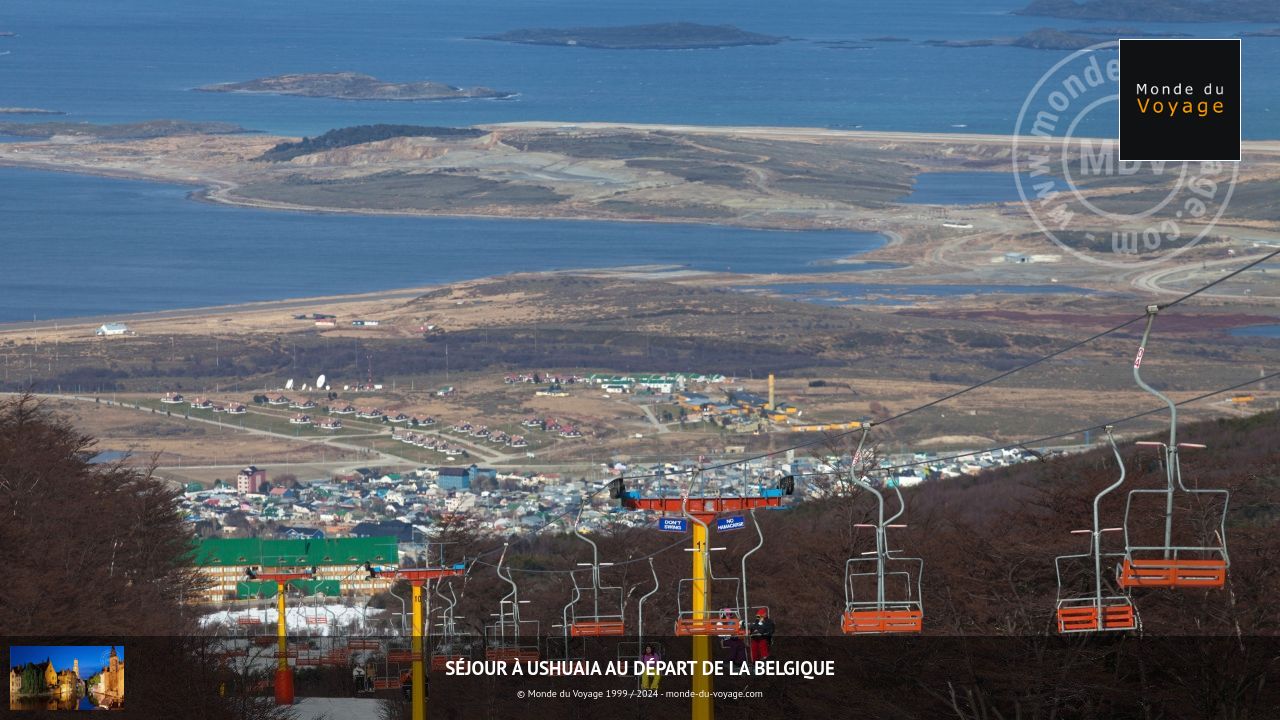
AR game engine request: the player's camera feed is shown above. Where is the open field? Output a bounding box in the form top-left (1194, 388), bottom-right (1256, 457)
top-left (4, 269), bottom-right (1276, 479)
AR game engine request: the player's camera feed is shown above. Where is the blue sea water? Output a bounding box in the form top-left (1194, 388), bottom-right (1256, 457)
top-left (1229, 324), bottom-right (1280, 338)
top-left (3, 0), bottom-right (1278, 320)
top-left (2, 0), bottom-right (1278, 138)
top-left (0, 167), bottom-right (886, 322)
top-left (898, 171), bottom-right (1039, 205)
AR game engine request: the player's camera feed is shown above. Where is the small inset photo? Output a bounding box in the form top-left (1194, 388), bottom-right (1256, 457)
top-left (8, 645), bottom-right (125, 711)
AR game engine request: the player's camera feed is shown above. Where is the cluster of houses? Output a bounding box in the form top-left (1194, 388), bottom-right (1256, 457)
top-left (390, 428), bottom-right (471, 455)
top-left (179, 463), bottom-right (612, 543)
top-left (504, 371), bottom-right (731, 397)
top-left (181, 437), bottom-right (1071, 573)
top-left (441, 422), bottom-right (529, 448)
top-left (520, 417), bottom-right (584, 438)
top-left (161, 393), bottom-right (248, 415)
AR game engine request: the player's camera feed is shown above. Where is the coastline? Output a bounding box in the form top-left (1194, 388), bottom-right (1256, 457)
top-left (0, 154), bottom-right (889, 234)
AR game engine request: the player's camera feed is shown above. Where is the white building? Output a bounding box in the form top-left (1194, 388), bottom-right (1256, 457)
top-left (95, 322), bottom-right (129, 336)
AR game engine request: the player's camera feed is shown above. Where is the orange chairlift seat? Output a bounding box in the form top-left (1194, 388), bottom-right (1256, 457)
top-left (1118, 307), bottom-right (1229, 590)
top-left (484, 544), bottom-right (541, 664)
top-left (371, 676), bottom-right (402, 690)
top-left (1053, 427), bottom-right (1138, 634)
top-left (387, 648), bottom-right (417, 663)
top-left (237, 592), bottom-right (268, 627)
top-left (841, 427), bottom-right (924, 635)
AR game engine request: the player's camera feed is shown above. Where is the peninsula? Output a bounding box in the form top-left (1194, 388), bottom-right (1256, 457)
top-left (0, 119), bottom-right (246, 139)
top-left (475, 22), bottom-right (785, 50)
top-left (197, 72), bottom-right (513, 101)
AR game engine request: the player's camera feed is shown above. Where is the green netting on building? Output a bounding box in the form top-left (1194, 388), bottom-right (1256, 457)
top-left (289, 579), bottom-right (341, 597)
top-left (234, 579), bottom-right (341, 599)
top-left (195, 536), bottom-right (398, 567)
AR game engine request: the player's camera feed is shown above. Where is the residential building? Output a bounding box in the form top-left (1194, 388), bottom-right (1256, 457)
top-left (236, 466), bottom-right (267, 494)
top-left (95, 322), bottom-right (129, 336)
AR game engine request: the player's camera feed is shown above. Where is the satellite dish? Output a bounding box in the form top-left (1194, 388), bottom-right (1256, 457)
top-left (285, 378), bottom-right (294, 390)
top-left (301, 383), bottom-right (309, 391)
top-left (316, 373), bottom-right (327, 389)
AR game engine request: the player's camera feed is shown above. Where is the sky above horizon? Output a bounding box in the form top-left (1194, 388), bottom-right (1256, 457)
top-left (9, 646), bottom-right (123, 678)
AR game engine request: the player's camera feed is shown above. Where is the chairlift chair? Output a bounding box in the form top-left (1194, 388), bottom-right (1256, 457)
top-left (1119, 307), bottom-right (1229, 590)
top-left (431, 580), bottom-right (474, 671)
top-left (484, 544), bottom-right (541, 663)
top-left (617, 558), bottom-right (664, 666)
top-left (304, 588), bottom-right (330, 626)
top-left (1054, 427), bottom-right (1139, 633)
top-left (841, 427), bottom-right (925, 635)
top-left (565, 503), bottom-right (627, 637)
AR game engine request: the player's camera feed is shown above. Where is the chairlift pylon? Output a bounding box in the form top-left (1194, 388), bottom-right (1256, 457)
top-left (670, 472), bottom-right (774, 636)
top-left (1119, 306), bottom-right (1230, 590)
top-left (1054, 426), bottom-right (1139, 633)
top-left (841, 427), bottom-right (924, 635)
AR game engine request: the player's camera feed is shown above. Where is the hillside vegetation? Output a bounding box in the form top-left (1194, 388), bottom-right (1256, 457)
top-left (257, 124), bottom-right (487, 162)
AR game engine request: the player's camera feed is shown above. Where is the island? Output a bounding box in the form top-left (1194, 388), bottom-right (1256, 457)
top-left (0, 107), bottom-right (64, 116)
top-left (1067, 26), bottom-right (1191, 37)
top-left (196, 72), bottom-right (513, 101)
top-left (0, 120), bottom-right (246, 140)
top-left (1016, 0), bottom-right (1280, 23)
top-left (474, 22), bottom-right (785, 50)
top-left (817, 40), bottom-right (873, 50)
top-left (925, 29), bottom-right (1098, 50)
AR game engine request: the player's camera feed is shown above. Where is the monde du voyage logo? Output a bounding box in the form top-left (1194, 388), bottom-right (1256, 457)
top-left (1013, 39), bottom-right (1240, 268)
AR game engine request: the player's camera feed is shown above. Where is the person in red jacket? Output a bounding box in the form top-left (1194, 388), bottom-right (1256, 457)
top-left (748, 608), bottom-right (774, 661)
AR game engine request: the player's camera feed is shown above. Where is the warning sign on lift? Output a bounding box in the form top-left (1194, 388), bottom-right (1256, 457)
top-left (717, 516), bottom-right (745, 532)
top-left (657, 518), bottom-right (688, 532)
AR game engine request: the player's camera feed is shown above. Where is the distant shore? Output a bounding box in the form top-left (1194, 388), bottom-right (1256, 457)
top-left (0, 107), bottom-right (64, 115)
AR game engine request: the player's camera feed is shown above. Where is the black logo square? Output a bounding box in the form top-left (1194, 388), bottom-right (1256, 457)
top-left (1119, 39), bottom-right (1240, 162)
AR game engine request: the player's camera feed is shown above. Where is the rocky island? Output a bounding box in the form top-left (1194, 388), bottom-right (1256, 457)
top-left (925, 28), bottom-right (1098, 50)
top-left (197, 72), bottom-right (513, 101)
top-left (475, 22), bottom-right (785, 50)
top-left (1017, 0), bottom-right (1280, 22)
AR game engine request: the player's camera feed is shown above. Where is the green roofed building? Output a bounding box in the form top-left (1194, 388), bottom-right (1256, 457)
top-left (194, 536), bottom-right (398, 604)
